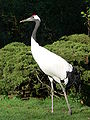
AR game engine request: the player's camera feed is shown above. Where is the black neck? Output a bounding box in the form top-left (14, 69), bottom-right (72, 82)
top-left (32, 20), bottom-right (40, 41)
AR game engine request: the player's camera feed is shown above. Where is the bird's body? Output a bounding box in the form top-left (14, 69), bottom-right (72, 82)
top-left (31, 36), bottom-right (73, 83)
top-left (20, 14), bottom-right (80, 115)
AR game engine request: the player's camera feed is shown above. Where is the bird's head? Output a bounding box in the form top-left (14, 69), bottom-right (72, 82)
top-left (20, 14), bottom-right (41, 23)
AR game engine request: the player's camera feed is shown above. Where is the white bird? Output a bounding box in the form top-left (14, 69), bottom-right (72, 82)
top-left (20, 14), bottom-right (74, 115)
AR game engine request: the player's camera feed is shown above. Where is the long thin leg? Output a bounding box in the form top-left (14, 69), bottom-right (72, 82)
top-left (48, 76), bottom-right (54, 113)
top-left (59, 80), bottom-right (72, 115)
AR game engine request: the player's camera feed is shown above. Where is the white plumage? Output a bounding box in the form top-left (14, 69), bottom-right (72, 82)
top-left (31, 36), bottom-right (73, 83)
top-left (20, 14), bottom-right (72, 115)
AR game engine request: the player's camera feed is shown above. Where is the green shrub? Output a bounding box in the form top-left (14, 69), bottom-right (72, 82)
top-left (45, 34), bottom-right (90, 104)
top-left (46, 36), bottom-right (90, 69)
top-left (60, 34), bottom-right (90, 45)
top-left (0, 34), bottom-right (90, 100)
top-left (0, 42), bottom-right (50, 98)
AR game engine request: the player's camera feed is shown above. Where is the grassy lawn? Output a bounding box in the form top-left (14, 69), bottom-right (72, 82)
top-left (0, 96), bottom-right (90, 120)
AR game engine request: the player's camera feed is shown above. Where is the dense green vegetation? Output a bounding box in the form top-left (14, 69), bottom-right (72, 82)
top-left (0, 97), bottom-right (90, 120)
top-left (0, 34), bottom-right (90, 106)
top-left (0, 42), bottom-right (50, 98)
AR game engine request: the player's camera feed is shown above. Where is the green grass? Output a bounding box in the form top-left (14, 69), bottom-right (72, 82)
top-left (0, 96), bottom-right (90, 120)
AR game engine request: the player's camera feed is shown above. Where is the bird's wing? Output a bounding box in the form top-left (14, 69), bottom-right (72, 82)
top-left (32, 44), bottom-right (72, 79)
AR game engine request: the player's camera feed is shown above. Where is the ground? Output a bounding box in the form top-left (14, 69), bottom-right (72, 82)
top-left (0, 96), bottom-right (90, 120)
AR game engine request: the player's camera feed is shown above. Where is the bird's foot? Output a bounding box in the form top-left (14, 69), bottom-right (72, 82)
top-left (51, 109), bottom-right (53, 113)
top-left (68, 109), bottom-right (72, 115)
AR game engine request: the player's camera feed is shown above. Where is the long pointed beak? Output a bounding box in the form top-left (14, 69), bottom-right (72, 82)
top-left (20, 17), bottom-right (31, 23)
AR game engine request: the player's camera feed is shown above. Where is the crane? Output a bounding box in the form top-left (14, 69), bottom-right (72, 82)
top-left (20, 14), bottom-right (80, 115)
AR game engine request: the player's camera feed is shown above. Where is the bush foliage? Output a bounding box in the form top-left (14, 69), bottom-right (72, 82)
top-left (0, 34), bottom-right (90, 101)
top-left (0, 42), bottom-right (49, 98)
